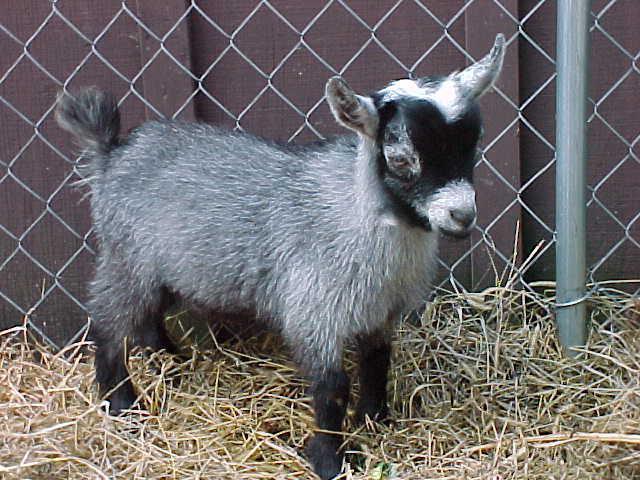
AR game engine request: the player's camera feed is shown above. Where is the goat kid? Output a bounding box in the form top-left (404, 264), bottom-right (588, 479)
top-left (56, 34), bottom-right (505, 480)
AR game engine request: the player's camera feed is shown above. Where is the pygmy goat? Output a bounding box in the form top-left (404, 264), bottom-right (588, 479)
top-left (56, 34), bottom-right (505, 479)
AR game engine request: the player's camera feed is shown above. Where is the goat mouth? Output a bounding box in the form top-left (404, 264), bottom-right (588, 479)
top-left (439, 227), bottom-right (473, 239)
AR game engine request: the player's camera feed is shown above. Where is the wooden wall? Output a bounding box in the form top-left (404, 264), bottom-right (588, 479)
top-left (0, 0), bottom-right (637, 345)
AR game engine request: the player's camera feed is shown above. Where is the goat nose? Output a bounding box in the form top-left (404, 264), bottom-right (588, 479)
top-left (450, 208), bottom-right (476, 229)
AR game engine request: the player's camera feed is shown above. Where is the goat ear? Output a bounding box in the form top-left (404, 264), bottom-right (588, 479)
top-left (325, 77), bottom-right (378, 137)
top-left (455, 33), bottom-right (505, 99)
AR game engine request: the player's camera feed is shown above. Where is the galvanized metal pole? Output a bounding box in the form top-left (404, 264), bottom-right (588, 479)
top-left (555, 0), bottom-right (590, 355)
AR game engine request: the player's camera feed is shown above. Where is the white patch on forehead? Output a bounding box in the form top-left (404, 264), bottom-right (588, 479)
top-left (428, 79), bottom-right (464, 121)
top-left (380, 77), bottom-right (466, 123)
top-left (381, 79), bottom-right (430, 101)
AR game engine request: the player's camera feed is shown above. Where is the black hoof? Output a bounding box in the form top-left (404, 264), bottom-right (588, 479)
top-left (102, 381), bottom-right (137, 416)
top-left (158, 337), bottom-right (182, 356)
top-left (306, 434), bottom-right (343, 479)
top-left (354, 401), bottom-right (389, 426)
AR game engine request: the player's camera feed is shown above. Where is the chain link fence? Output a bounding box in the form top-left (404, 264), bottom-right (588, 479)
top-left (0, 0), bottom-right (638, 350)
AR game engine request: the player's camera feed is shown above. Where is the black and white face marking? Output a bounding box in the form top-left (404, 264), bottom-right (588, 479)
top-left (375, 96), bottom-right (482, 238)
top-left (380, 33), bottom-right (505, 123)
top-left (382, 123), bottom-right (421, 179)
top-left (325, 34), bottom-right (505, 238)
top-left (380, 77), bottom-right (466, 123)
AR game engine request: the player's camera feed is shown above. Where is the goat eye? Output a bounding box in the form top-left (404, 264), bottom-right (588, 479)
top-left (388, 156), bottom-right (409, 168)
top-left (385, 154), bottom-right (419, 178)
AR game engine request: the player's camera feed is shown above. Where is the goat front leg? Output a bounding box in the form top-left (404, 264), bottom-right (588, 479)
top-left (355, 328), bottom-right (392, 424)
top-left (306, 368), bottom-right (350, 479)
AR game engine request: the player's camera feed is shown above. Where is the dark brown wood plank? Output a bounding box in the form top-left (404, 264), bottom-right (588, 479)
top-left (2, 0), bottom-right (638, 348)
top-left (460, 0), bottom-right (521, 291)
top-left (520, 0), bottom-right (640, 286)
top-left (0, 0), bottom-right (195, 345)
top-left (134, 0), bottom-right (196, 121)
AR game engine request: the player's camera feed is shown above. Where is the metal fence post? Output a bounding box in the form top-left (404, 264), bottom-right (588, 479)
top-left (555, 0), bottom-right (591, 355)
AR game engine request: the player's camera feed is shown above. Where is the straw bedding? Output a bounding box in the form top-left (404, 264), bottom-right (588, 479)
top-left (1, 285), bottom-right (639, 479)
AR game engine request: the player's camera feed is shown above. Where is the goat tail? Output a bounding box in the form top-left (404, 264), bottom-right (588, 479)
top-left (55, 87), bottom-right (120, 181)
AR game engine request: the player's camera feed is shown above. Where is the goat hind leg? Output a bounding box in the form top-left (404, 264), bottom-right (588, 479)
top-left (135, 287), bottom-right (179, 355)
top-left (89, 268), bottom-right (167, 414)
top-left (93, 336), bottom-right (136, 415)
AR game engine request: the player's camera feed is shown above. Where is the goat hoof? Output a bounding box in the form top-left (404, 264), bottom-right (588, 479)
top-left (355, 401), bottom-right (389, 426)
top-left (306, 435), bottom-right (343, 479)
top-left (102, 383), bottom-right (137, 416)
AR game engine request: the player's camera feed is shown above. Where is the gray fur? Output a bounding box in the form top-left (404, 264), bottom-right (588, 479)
top-left (56, 35), bottom-right (505, 475)
top-left (55, 88), bottom-right (120, 180)
top-left (55, 36), bottom-right (505, 375)
top-left (77, 118), bottom-right (437, 372)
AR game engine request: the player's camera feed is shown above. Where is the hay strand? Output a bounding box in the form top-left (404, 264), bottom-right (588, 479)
top-left (1, 285), bottom-right (639, 479)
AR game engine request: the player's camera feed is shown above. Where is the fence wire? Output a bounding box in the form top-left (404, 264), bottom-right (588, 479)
top-left (0, 0), bottom-right (638, 350)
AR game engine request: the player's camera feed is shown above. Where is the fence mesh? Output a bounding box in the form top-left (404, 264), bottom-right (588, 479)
top-left (0, 0), bottom-right (638, 350)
